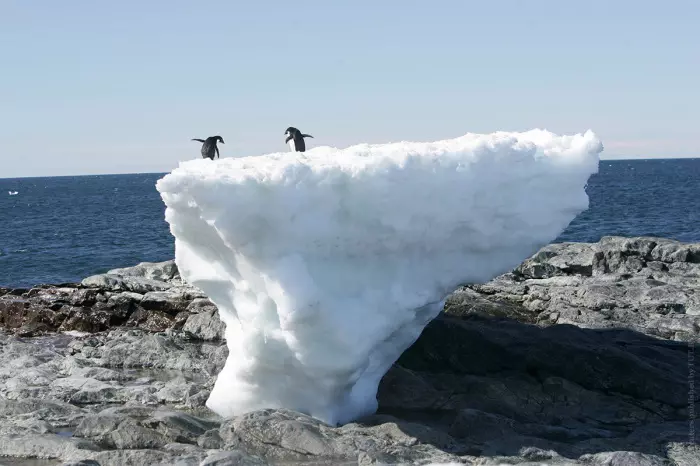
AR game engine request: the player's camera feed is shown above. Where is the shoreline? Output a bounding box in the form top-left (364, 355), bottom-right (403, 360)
top-left (0, 235), bottom-right (698, 465)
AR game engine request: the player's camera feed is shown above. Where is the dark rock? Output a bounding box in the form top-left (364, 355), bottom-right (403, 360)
top-left (141, 310), bottom-right (174, 333)
top-left (60, 461), bottom-right (102, 466)
top-left (146, 410), bottom-right (220, 444)
top-left (173, 311), bottom-right (191, 329)
top-left (0, 298), bottom-right (64, 331)
top-left (141, 291), bottom-right (191, 314)
top-left (14, 321), bottom-right (53, 337)
top-left (57, 303), bottom-right (127, 333)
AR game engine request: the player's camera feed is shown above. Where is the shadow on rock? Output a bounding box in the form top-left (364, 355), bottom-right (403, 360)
top-left (375, 313), bottom-right (698, 462)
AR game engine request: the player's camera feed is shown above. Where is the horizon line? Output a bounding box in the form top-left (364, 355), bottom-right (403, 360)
top-left (1, 155), bottom-right (698, 181)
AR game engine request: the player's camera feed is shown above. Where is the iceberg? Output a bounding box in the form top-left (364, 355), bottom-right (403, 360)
top-left (156, 129), bottom-right (602, 426)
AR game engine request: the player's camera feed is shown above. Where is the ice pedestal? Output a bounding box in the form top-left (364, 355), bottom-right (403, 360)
top-left (156, 129), bottom-right (602, 425)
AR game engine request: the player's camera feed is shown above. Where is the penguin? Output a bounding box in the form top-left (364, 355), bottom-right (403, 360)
top-left (191, 136), bottom-right (224, 160)
top-left (284, 127), bottom-right (313, 152)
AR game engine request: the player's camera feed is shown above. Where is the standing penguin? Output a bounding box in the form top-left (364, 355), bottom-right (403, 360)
top-left (284, 127), bottom-right (313, 152)
top-left (191, 136), bottom-right (224, 160)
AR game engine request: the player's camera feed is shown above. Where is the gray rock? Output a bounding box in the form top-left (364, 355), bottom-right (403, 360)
top-left (107, 260), bottom-right (179, 281)
top-left (0, 433), bottom-right (100, 459)
top-left (141, 291), bottom-right (192, 314)
top-left (148, 409), bottom-right (220, 443)
top-left (454, 236), bottom-right (700, 339)
top-left (198, 450), bottom-right (268, 466)
top-left (219, 409), bottom-right (465, 464)
top-left (3, 236), bottom-right (700, 466)
top-left (666, 442), bottom-right (700, 466)
top-left (187, 298), bottom-right (218, 313)
top-left (579, 451), bottom-right (670, 465)
top-left (72, 449), bottom-right (178, 466)
top-left (183, 308), bottom-right (226, 341)
top-left (81, 274), bottom-right (173, 293)
top-left (60, 461), bottom-right (101, 466)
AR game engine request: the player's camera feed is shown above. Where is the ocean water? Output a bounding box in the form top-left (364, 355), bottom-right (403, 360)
top-left (1, 159), bottom-right (699, 288)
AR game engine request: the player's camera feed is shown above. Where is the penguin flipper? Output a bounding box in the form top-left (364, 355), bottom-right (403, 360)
top-left (215, 146), bottom-right (220, 159)
top-left (191, 138), bottom-right (206, 143)
top-left (302, 134), bottom-right (314, 138)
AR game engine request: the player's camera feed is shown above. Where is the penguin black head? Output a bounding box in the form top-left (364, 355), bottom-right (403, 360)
top-left (284, 127), bottom-right (299, 137)
top-left (191, 136), bottom-right (225, 144)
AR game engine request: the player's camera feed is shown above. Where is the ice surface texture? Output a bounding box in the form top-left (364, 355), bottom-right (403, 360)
top-left (156, 129), bottom-right (602, 425)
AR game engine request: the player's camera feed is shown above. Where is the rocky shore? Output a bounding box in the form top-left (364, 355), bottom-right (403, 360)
top-left (0, 236), bottom-right (698, 465)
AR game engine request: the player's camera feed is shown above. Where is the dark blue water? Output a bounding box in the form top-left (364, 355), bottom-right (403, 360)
top-left (1, 159), bottom-right (699, 288)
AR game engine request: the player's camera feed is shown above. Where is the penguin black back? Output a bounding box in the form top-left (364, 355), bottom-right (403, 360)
top-left (284, 127), bottom-right (313, 152)
top-left (192, 135), bottom-right (225, 160)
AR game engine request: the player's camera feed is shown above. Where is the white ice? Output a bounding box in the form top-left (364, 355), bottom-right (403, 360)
top-left (156, 129), bottom-right (602, 426)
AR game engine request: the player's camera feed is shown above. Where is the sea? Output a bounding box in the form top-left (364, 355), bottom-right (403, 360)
top-left (1, 158), bottom-right (699, 288)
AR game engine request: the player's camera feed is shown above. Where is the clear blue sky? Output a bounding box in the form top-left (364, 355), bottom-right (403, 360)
top-left (1, 0), bottom-right (698, 178)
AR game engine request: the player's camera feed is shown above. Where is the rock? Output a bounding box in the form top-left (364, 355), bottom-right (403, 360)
top-left (0, 398), bottom-right (84, 421)
top-left (667, 443), bottom-right (700, 466)
top-left (0, 433), bottom-right (100, 459)
top-left (60, 460), bottom-right (101, 466)
top-left (81, 274), bottom-right (173, 293)
top-left (454, 236), bottom-right (700, 340)
top-left (173, 310), bottom-right (191, 329)
top-left (198, 429), bottom-right (223, 449)
top-left (0, 297), bottom-right (65, 331)
top-left (183, 308), bottom-right (226, 341)
top-left (2, 237), bottom-right (700, 465)
top-left (199, 450), bottom-right (268, 466)
top-left (140, 310), bottom-right (175, 333)
top-left (579, 451), bottom-right (670, 465)
top-left (141, 291), bottom-right (191, 314)
top-left (147, 410), bottom-right (220, 443)
top-left (107, 260), bottom-right (179, 281)
top-left (219, 409), bottom-right (464, 464)
top-left (72, 449), bottom-right (180, 466)
top-left (88, 329), bottom-right (226, 373)
top-left (187, 298), bottom-right (218, 313)
top-left (57, 301), bottom-right (131, 333)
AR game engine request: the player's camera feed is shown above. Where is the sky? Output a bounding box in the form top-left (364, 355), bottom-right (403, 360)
top-left (1, 0), bottom-right (698, 178)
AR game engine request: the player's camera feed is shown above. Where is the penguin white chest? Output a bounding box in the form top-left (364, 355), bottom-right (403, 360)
top-left (288, 139), bottom-right (296, 152)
